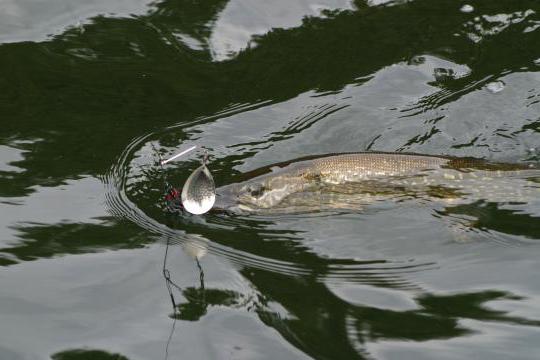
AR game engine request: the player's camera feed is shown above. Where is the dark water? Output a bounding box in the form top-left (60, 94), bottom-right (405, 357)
top-left (1, 0), bottom-right (540, 359)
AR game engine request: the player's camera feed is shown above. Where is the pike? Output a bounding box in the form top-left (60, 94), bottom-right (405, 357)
top-left (213, 152), bottom-right (540, 214)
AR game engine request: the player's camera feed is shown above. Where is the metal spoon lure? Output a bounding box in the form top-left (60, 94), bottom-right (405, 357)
top-left (160, 145), bottom-right (216, 215)
top-left (181, 151), bottom-right (216, 215)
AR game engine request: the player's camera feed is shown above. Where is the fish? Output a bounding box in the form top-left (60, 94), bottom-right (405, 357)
top-left (213, 152), bottom-right (540, 214)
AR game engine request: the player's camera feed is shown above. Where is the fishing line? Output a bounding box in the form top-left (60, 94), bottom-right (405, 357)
top-left (164, 314), bottom-right (176, 360)
top-left (162, 236), bottom-right (207, 360)
top-left (162, 237), bottom-right (182, 360)
top-left (162, 237), bottom-right (183, 310)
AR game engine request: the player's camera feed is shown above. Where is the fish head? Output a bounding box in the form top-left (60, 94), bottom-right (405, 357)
top-left (213, 182), bottom-right (267, 213)
top-left (215, 174), bottom-right (306, 213)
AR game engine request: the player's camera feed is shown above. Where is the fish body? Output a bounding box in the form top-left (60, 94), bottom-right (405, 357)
top-left (214, 153), bottom-right (540, 213)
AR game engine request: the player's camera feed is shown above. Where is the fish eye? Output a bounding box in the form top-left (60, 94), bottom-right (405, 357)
top-left (248, 184), bottom-right (265, 198)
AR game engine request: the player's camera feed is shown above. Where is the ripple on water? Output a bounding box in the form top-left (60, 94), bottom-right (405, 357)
top-left (103, 129), bottom-right (441, 289)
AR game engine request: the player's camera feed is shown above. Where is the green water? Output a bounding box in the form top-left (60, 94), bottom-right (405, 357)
top-left (1, 0), bottom-right (540, 359)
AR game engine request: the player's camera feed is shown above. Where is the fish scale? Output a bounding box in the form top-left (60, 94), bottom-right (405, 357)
top-left (312, 153), bottom-right (449, 182)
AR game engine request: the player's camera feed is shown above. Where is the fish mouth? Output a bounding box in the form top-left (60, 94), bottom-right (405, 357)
top-left (212, 184), bottom-right (242, 214)
top-left (213, 182), bottom-right (277, 214)
top-left (212, 179), bottom-right (312, 214)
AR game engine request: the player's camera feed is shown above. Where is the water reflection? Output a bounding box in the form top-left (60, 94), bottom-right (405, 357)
top-left (1, 0), bottom-right (540, 359)
top-left (208, 0), bottom-right (354, 61)
top-left (0, 0), bottom-right (152, 44)
top-left (162, 235), bottom-right (249, 359)
top-left (1, 0), bottom-right (538, 202)
top-left (51, 349), bottom-right (130, 360)
top-left (441, 201), bottom-right (540, 240)
top-left (161, 235), bottom-right (540, 359)
top-left (162, 233), bottom-right (250, 318)
top-left (255, 273), bottom-right (540, 359)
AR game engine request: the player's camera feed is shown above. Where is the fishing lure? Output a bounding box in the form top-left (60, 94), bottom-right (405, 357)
top-left (161, 146), bottom-right (216, 215)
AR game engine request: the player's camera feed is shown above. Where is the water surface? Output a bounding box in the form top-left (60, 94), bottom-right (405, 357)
top-left (1, 0), bottom-right (540, 359)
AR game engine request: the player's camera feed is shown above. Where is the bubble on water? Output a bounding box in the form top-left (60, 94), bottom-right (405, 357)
top-left (460, 4), bottom-right (474, 13)
top-left (485, 80), bottom-right (505, 93)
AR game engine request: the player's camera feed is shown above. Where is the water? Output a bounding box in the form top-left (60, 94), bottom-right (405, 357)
top-left (1, 0), bottom-right (539, 359)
